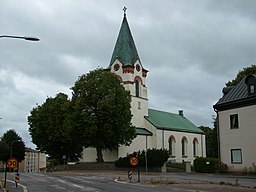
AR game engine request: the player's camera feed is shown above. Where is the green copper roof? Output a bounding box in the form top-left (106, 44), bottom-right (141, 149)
top-left (109, 14), bottom-right (141, 67)
top-left (145, 109), bottom-right (204, 134)
top-left (135, 127), bottom-right (153, 136)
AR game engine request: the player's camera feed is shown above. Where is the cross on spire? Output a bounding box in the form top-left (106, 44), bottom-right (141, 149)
top-left (123, 6), bottom-right (127, 16)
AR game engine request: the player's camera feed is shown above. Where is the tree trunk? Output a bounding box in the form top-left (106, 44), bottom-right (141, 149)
top-left (96, 147), bottom-right (104, 163)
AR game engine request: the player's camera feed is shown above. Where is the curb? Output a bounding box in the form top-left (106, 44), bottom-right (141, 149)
top-left (4, 180), bottom-right (28, 192)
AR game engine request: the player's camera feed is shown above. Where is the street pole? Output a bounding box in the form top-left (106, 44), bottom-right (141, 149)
top-left (4, 163), bottom-right (7, 188)
top-left (145, 135), bottom-right (148, 174)
top-left (1, 34), bottom-right (39, 189)
top-left (0, 35), bottom-right (39, 41)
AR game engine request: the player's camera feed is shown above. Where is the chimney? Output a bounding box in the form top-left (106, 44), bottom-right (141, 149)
top-left (178, 110), bottom-right (184, 117)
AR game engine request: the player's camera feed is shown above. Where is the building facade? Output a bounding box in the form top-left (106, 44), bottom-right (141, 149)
top-left (19, 147), bottom-right (46, 173)
top-left (214, 74), bottom-right (256, 172)
top-left (81, 10), bottom-right (206, 164)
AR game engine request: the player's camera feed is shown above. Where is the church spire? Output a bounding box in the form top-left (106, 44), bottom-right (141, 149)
top-left (123, 6), bottom-right (127, 17)
top-left (109, 7), bottom-right (141, 68)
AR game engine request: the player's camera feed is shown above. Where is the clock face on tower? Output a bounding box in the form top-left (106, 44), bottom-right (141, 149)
top-left (114, 64), bottom-right (120, 71)
top-left (136, 64), bottom-right (140, 72)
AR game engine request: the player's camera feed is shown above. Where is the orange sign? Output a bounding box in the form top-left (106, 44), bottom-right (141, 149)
top-left (7, 158), bottom-right (18, 168)
top-left (130, 157), bottom-right (138, 166)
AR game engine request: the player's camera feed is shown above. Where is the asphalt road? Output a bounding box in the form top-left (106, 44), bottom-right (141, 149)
top-left (5, 172), bottom-right (177, 192)
top-left (3, 171), bottom-right (256, 192)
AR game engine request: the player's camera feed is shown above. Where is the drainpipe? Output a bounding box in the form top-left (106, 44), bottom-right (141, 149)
top-left (214, 109), bottom-right (221, 160)
top-left (145, 135), bottom-right (148, 173)
top-left (162, 129), bottom-right (164, 149)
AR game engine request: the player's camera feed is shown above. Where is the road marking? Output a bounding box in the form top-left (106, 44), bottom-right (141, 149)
top-left (7, 179), bottom-right (28, 192)
top-left (72, 184), bottom-right (84, 188)
top-left (50, 184), bottom-right (66, 190)
top-left (114, 179), bottom-right (156, 188)
top-left (57, 179), bottom-right (66, 183)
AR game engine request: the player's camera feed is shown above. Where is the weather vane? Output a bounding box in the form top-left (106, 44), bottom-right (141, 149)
top-left (123, 6), bottom-right (127, 16)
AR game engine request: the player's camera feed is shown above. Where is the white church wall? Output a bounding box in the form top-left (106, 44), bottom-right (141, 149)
top-left (80, 147), bottom-right (118, 162)
top-left (156, 130), bottom-right (205, 164)
top-left (131, 97), bottom-right (148, 126)
top-left (144, 120), bottom-right (158, 147)
top-left (118, 134), bottom-right (154, 158)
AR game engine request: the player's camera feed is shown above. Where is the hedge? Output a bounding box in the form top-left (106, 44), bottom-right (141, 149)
top-left (115, 148), bottom-right (169, 168)
top-left (194, 157), bottom-right (228, 173)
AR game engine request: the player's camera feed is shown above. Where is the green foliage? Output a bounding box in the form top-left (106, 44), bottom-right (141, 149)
top-left (226, 64), bottom-right (256, 87)
top-left (0, 140), bottom-right (10, 162)
top-left (28, 69), bottom-right (135, 163)
top-left (194, 157), bottom-right (218, 173)
top-left (0, 129), bottom-right (25, 162)
top-left (71, 69), bottom-right (135, 162)
top-left (115, 148), bottom-right (169, 168)
top-left (194, 157), bottom-right (228, 173)
top-left (28, 93), bottom-right (83, 163)
top-left (199, 125), bottom-right (218, 158)
top-left (218, 161), bottom-right (229, 173)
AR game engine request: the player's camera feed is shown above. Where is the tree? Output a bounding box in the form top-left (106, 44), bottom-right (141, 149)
top-left (226, 64), bottom-right (256, 87)
top-left (199, 122), bottom-right (218, 158)
top-left (0, 129), bottom-right (25, 162)
top-left (0, 140), bottom-right (10, 162)
top-left (71, 69), bottom-right (136, 162)
top-left (28, 93), bottom-right (83, 163)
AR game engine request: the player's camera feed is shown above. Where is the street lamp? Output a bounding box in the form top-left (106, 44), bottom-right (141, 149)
top-left (1, 35), bottom-right (38, 188)
top-left (0, 35), bottom-right (40, 41)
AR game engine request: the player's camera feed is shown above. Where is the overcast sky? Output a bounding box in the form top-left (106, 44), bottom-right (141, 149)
top-left (1, 0), bottom-right (256, 148)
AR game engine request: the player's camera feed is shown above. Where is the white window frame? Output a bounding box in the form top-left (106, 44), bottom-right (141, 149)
top-left (231, 149), bottom-right (242, 164)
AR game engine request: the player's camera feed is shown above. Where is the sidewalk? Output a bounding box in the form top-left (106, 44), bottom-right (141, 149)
top-left (110, 170), bottom-right (256, 191)
top-left (3, 180), bottom-right (24, 192)
top-left (144, 172), bottom-right (255, 185)
top-left (1, 173), bottom-right (25, 192)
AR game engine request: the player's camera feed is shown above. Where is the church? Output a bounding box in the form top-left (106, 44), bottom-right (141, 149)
top-left (81, 9), bottom-right (206, 164)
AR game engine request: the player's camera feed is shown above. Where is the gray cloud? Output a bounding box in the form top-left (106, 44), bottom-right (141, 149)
top-left (1, 0), bottom-right (255, 148)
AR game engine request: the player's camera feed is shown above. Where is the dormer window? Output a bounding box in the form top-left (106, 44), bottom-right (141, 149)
top-left (245, 75), bottom-right (256, 96)
top-left (249, 84), bottom-right (255, 94)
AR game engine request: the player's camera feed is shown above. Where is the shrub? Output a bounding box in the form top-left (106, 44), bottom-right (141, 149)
top-left (218, 161), bottom-right (228, 173)
top-left (194, 157), bottom-right (220, 173)
top-left (115, 148), bottom-right (169, 168)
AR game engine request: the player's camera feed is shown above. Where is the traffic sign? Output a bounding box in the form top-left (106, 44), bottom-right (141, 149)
top-left (7, 158), bottom-right (18, 168)
top-left (130, 157), bottom-right (138, 166)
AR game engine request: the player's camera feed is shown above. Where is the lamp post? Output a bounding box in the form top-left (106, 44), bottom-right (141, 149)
top-left (1, 35), bottom-right (38, 188)
top-left (0, 35), bottom-right (39, 41)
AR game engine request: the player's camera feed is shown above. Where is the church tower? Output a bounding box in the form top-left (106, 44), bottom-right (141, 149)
top-left (107, 7), bottom-right (148, 127)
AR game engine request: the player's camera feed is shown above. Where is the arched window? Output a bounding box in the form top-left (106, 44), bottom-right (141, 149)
top-left (168, 136), bottom-right (176, 156)
top-left (135, 79), bottom-right (140, 97)
top-left (181, 137), bottom-right (188, 157)
top-left (134, 76), bottom-right (142, 97)
top-left (193, 138), bottom-right (199, 157)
